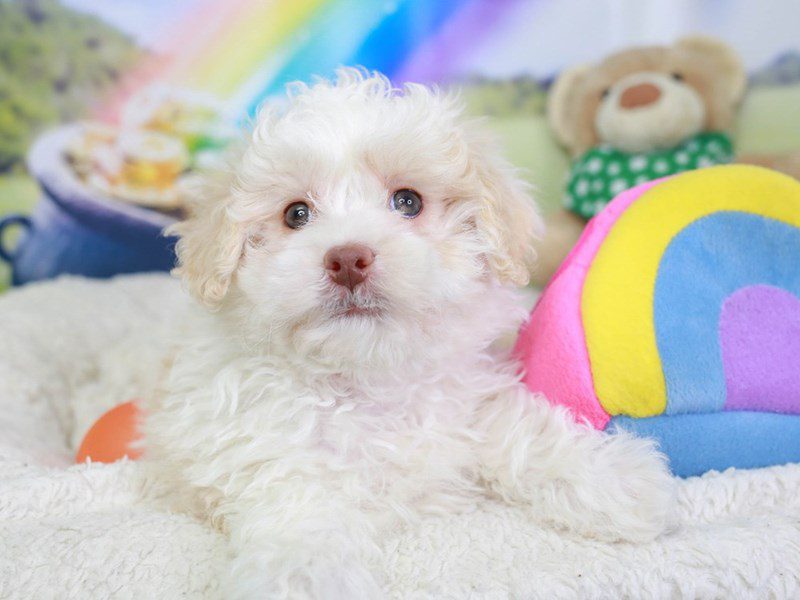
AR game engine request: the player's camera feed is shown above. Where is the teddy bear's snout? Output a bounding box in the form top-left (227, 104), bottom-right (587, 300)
top-left (619, 82), bottom-right (662, 109)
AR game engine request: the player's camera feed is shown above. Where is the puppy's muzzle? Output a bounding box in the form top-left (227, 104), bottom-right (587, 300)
top-left (324, 244), bottom-right (375, 291)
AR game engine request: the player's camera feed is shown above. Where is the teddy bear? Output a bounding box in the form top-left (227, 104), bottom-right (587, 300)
top-left (533, 35), bottom-right (747, 287)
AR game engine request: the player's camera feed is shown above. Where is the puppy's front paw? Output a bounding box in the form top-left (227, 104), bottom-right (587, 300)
top-left (532, 432), bottom-right (677, 544)
top-left (575, 434), bottom-right (677, 543)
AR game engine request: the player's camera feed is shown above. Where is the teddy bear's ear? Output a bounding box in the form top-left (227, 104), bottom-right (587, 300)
top-left (547, 64), bottom-right (592, 155)
top-left (676, 35), bottom-right (746, 106)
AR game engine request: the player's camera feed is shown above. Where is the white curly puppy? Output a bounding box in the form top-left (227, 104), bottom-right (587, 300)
top-left (143, 69), bottom-right (675, 599)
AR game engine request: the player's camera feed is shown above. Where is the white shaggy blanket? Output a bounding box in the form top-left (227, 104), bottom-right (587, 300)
top-left (1, 274), bottom-right (800, 599)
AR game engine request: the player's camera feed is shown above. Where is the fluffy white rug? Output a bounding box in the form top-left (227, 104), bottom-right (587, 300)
top-left (1, 274), bottom-right (799, 599)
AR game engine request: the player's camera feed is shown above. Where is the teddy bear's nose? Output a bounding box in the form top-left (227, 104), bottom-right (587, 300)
top-left (619, 83), bottom-right (662, 109)
top-left (324, 244), bottom-right (376, 291)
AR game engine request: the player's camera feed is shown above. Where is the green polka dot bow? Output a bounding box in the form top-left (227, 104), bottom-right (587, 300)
top-left (564, 131), bottom-right (734, 219)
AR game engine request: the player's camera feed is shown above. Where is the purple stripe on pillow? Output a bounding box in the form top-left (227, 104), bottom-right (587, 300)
top-left (721, 285), bottom-right (800, 414)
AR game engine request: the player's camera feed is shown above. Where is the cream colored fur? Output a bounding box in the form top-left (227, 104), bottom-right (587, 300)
top-left (142, 69), bottom-right (675, 599)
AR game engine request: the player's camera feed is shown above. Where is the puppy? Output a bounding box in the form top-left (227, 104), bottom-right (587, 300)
top-left (143, 69), bottom-right (675, 599)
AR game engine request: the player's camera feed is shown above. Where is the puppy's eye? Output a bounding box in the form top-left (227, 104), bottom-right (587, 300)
top-left (671, 72), bottom-right (684, 82)
top-left (390, 189), bottom-right (423, 218)
top-left (284, 201), bottom-right (311, 229)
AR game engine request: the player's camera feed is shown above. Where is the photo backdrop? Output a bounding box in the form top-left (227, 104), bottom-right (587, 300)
top-left (1, 0), bottom-right (799, 289)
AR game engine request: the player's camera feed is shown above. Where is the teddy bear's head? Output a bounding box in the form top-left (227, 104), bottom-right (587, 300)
top-left (548, 36), bottom-right (746, 156)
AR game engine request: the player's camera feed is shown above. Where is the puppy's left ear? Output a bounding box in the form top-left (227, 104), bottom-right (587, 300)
top-left (168, 173), bottom-right (246, 308)
top-left (467, 128), bottom-right (544, 286)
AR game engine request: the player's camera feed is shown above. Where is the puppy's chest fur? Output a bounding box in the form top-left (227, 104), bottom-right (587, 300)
top-left (148, 343), bottom-right (505, 517)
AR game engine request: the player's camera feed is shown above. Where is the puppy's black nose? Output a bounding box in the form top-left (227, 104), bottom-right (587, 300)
top-left (324, 244), bottom-right (375, 291)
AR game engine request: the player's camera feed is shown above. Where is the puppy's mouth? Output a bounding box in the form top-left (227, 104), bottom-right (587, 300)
top-left (340, 304), bottom-right (382, 318)
top-left (326, 290), bottom-right (387, 320)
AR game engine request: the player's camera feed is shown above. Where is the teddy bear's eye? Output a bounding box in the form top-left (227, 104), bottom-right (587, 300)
top-left (600, 87), bottom-right (611, 100)
top-left (671, 72), bottom-right (684, 82)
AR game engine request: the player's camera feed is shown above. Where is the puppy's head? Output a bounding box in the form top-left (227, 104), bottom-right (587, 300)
top-left (172, 69), bottom-right (541, 369)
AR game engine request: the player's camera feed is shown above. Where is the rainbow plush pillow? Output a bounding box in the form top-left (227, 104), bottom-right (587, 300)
top-left (515, 165), bottom-right (800, 477)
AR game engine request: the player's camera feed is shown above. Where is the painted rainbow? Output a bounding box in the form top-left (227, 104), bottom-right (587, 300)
top-left (515, 165), bottom-right (800, 477)
top-left (98, 0), bottom-right (520, 123)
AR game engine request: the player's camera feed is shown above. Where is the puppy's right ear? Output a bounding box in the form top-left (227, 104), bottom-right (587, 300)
top-left (168, 176), bottom-right (246, 308)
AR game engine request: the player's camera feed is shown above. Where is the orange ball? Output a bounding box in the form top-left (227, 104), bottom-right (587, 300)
top-left (75, 400), bottom-right (144, 464)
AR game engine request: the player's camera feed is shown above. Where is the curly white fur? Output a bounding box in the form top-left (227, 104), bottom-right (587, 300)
top-left (142, 69), bottom-right (676, 599)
